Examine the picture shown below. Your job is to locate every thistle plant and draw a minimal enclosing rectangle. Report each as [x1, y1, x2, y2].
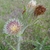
[0, 0, 50, 50]
[3, 0, 38, 50]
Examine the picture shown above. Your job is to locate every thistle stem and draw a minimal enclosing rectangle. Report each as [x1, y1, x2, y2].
[17, 36, 22, 50]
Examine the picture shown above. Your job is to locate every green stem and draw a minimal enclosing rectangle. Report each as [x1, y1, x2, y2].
[17, 36, 22, 50]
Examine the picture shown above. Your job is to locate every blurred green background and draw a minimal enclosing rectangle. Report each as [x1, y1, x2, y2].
[0, 0, 50, 50]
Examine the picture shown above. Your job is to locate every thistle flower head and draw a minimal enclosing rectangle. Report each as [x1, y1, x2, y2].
[27, 0, 37, 8]
[34, 5, 46, 16]
[3, 19, 23, 35]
